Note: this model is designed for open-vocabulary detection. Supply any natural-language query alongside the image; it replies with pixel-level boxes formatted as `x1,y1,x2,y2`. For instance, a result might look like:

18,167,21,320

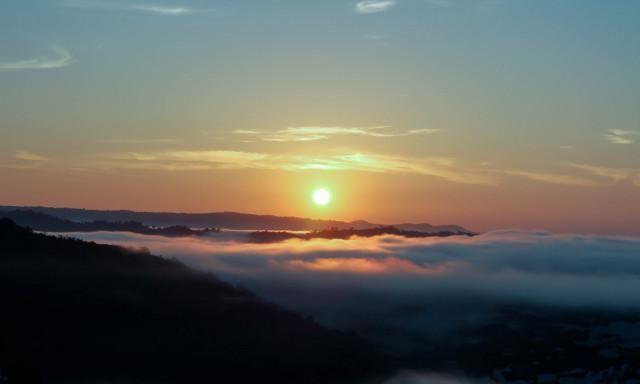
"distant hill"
0,205,472,233
0,219,382,384
249,226,474,243
390,222,468,233
0,209,219,237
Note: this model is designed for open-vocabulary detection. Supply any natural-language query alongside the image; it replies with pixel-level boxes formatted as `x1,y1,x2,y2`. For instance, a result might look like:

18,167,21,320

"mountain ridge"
0,209,220,237
0,205,472,233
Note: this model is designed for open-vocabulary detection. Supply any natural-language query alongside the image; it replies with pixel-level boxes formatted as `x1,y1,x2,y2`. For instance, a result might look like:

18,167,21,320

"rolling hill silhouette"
0,219,382,384
0,205,471,233
0,209,219,237
0,210,474,242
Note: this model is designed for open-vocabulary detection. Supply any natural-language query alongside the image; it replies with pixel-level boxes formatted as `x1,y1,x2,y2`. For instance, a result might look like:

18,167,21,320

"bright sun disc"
312,188,331,206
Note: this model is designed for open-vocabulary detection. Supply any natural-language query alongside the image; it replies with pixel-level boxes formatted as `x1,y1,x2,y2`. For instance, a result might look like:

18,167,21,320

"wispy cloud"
605,135,633,144
100,149,494,185
103,138,181,144
105,150,268,171
18,147,640,189
355,0,397,14
1,150,53,169
14,150,51,162
0,46,74,72
604,129,637,145
287,153,493,185
481,162,640,188
62,0,204,15
566,163,631,184
490,169,601,187
233,126,440,142
232,130,261,135
130,4,196,15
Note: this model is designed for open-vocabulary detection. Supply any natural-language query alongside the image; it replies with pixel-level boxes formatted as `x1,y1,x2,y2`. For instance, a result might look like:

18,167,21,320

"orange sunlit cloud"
286,256,444,274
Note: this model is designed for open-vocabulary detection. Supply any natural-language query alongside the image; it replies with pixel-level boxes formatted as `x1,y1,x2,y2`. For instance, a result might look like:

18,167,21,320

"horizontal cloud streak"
100,150,495,185
13,146,640,189
62,0,203,15
355,1,397,14
566,163,632,183
0,46,73,71
14,150,51,162
8,148,621,188
233,126,439,142
2,150,53,169
103,138,181,144
490,169,601,187
604,129,637,145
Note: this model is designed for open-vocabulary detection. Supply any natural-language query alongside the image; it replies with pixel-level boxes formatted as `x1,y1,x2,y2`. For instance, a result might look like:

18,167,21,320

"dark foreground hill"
0,219,382,384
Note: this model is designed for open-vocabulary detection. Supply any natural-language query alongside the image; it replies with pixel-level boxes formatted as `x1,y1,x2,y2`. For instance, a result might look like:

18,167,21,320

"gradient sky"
1,0,639,234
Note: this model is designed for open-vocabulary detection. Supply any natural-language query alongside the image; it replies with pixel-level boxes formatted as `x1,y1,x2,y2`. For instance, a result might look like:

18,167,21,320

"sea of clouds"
64,229,640,310
58,229,640,381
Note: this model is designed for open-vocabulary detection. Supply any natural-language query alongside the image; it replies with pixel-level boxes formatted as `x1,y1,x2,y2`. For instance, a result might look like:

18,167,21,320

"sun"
312,188,331,206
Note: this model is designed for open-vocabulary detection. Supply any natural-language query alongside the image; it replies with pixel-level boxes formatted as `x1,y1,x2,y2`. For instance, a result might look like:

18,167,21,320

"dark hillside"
0,219,382,384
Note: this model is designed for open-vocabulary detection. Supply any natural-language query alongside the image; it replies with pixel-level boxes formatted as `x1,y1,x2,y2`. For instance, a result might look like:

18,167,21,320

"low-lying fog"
62,229,640,311
59,229,640,382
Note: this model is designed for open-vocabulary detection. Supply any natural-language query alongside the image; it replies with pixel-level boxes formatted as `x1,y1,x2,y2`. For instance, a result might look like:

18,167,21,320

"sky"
1,0,639,234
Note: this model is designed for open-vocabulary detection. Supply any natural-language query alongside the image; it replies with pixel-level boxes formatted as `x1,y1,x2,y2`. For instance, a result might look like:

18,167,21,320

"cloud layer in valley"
63,230,640,335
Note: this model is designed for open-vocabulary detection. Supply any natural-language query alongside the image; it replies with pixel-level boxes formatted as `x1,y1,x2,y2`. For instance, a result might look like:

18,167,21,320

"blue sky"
1,0,639,232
